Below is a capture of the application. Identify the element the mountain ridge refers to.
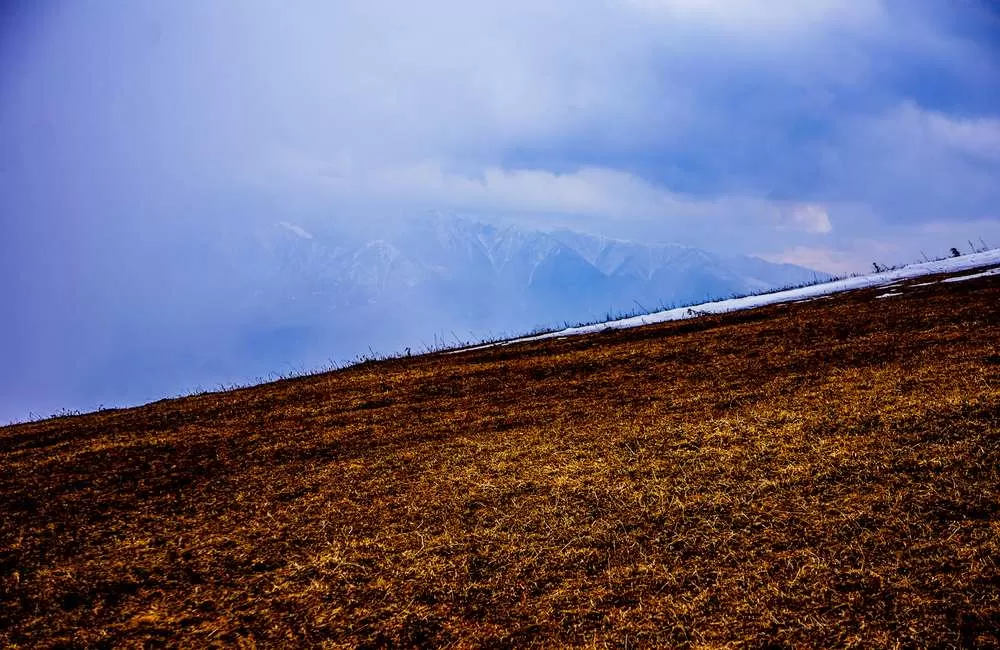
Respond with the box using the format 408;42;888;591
248;214;830;310
1;213;831;422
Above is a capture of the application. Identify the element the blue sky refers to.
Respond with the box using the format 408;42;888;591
2;1;999;419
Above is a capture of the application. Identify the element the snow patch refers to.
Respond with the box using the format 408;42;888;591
940;268;1000;283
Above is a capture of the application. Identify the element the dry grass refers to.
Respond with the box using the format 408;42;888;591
2;270;999;648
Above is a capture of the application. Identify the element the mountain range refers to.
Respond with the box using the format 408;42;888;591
15;214;830;417
216;214;828;365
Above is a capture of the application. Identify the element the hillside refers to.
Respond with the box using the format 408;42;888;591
2;264;999;647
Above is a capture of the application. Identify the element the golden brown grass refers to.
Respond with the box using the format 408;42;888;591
2;270;999;648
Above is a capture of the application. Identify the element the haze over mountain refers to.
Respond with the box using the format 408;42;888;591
3;214;827;422
4;1;998;424
231;214;829;355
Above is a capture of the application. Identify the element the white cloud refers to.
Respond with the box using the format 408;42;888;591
760;245;887;275
261;151;853;253
265;153;689;218
787;204;834;234
761;218;1000;275
875;102;1000;162
920;107;1000;162
820;102;1000;222
625;0;884;33
10;1;997;266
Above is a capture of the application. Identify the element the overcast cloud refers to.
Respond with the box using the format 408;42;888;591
2;1;999;419
4;1;999;267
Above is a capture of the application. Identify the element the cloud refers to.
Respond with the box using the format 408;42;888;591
814;101;1000;223
264;154;676;218
625;0;884;34
2;0;999;422
260;152;851;256
760;239;896;275
2;0;998;261
786;204;834;234
912;105;1000;162
761;218;1000;275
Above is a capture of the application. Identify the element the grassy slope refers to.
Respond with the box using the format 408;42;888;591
2;271;999;648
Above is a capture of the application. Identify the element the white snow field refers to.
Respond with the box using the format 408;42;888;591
458;249;1000;351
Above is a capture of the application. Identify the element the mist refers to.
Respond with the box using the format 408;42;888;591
2;1;999;422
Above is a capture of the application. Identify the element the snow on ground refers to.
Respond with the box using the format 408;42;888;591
941;267;1000;284
454;249;1000;352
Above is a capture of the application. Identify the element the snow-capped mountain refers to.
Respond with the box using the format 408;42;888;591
174;214;827;376
230;214;828;331
55;213;829;414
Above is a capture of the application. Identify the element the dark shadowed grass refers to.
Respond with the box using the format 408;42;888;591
2;270;999;648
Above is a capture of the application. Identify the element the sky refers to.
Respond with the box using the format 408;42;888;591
2;0;1000;420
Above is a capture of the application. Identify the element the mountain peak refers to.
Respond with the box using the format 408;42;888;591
278;221;314;240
